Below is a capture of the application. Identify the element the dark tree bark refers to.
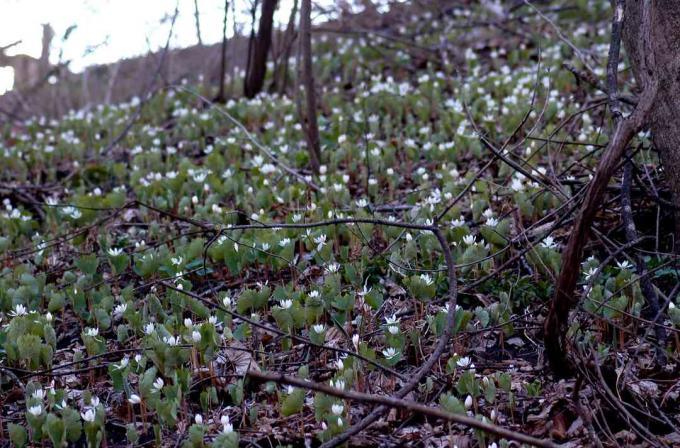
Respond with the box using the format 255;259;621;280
214;0;229;103
193;0;203;45
297;0;321;173
244;0;278;98
622;0;680;247
272;0;298;94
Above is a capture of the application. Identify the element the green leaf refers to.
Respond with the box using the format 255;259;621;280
76;254;99;276
280;388;305;416
8;423;28;448
44;413;65;447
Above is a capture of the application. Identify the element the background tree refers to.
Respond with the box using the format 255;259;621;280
297;0;321;173
244;0;278;98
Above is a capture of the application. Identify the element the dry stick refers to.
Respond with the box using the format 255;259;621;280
246;370;557;448
320;226;457;448
544;0;659;373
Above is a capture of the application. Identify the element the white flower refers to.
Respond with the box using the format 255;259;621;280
584;267;598;281
221;415;234;433
84;327;99;337
152;377;164;392
335;357;345;370
616;260;633;271
420;273;434;286
144;323;155;334
485;217;499;227
171;256;183;266
331;403;344;416
184;318;193;328
191;330;202;343
107;247;124;256
382;347;400;359
337;417;343;427
314;234;328;251
387;325;399;335
116;357;130;369
45;311;53;322
32;389;46;400
451;216;465;227
81;409;96;422
9;304;28;317
194;414;203;425
669;302;676;310
222;296;232;307
90;396;100;407
280;299;293;309
331;379;346;390
128;394;142;404
511;177;524;191
462;235;477;246
385;314;400;326
540;236;558;250
456;356;474;369
28;404;43;416
464;395;473;409
309;290;320;298
163;335;178;346
355;198;369;208
279;237;291;247
113;303;127;317
312;324;325;333
352;334;360;349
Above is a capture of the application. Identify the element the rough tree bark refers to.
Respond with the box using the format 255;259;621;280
297;0;321;173
244;0;278;98
622;1;680;247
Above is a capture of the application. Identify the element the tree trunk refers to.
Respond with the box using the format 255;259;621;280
244;0;278;98
297;0;321;173
543;0;660;373
214;0;229;103
622;0;680;247
193;0;203;45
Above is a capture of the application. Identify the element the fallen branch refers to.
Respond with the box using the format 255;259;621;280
321;226;457;447
246;369;558;448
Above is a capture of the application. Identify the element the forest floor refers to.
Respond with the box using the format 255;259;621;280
1;1;679;447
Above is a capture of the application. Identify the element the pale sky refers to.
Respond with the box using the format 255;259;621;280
0;0;310;93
